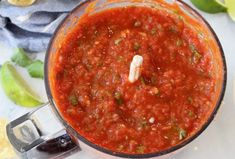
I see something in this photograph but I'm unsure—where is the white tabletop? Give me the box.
[0,0,235,159]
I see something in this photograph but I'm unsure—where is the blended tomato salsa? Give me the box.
[51,3,217,154]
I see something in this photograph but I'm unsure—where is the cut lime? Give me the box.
[11,48,33,67]
[27,60,44,79]
[0,62,42,107]
[7,0,36,7]
[191,0,227,13]
[225,0,235,21]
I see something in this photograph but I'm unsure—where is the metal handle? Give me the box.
[6,103,80,159]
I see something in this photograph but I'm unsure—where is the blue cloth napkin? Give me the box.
[0,0,84,52]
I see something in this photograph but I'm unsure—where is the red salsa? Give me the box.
[51,4,217,154]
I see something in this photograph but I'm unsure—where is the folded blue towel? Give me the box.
[0,0,84,52]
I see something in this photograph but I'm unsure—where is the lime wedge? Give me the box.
[11,48,33,67]
[225,0,235,21]
[191,0,227,13]
[7,0,36,7]
[0,62,42,107]
[27,60,44,79]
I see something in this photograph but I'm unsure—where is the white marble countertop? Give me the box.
[0,0,235,159]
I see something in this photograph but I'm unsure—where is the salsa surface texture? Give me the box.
[52,5,217,154]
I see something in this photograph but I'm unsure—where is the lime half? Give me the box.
[191,0,227,13]
[0,62,42,107]
[225,0,235,21]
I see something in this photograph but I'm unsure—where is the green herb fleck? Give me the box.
[114,91,123,105]
[115,38,122,45]
[189,44,196,51]
[179,128,187,140]
[151,28,157,35]
[168,26,178,33]
[136,145,145,153]
[179,15,184,20]
[176,39,183,46]
[172,10,184,21]
[188,111,194,117]
[136,85,141,90]
[134,20,141,27]
[134,42,141,51]
[198,31,204,38]
[141,120,147,128]
[187,96,193,104]
[140,76,146,85]
[69,95,78,106]
[190,44,202,63]
[193,51,202,63]
[173,10,179,14]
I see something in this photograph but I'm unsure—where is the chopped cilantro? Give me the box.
[178,15,184,20]
[140,76,146,85]
[189,44,196,51]
[187,96,193,104]
[134,42,141,51]
[115,38,122,45]
[176,39,183,46]
[141,120,147,128]
[179,128,187,140]
[189,44,202,63]
[136,145,145,153]
[193,51,202,63]
[151,28,157,35]
[69,95,78,106]
[168,26,178,33]
[188,111,194,117]
[114,91,123,105]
